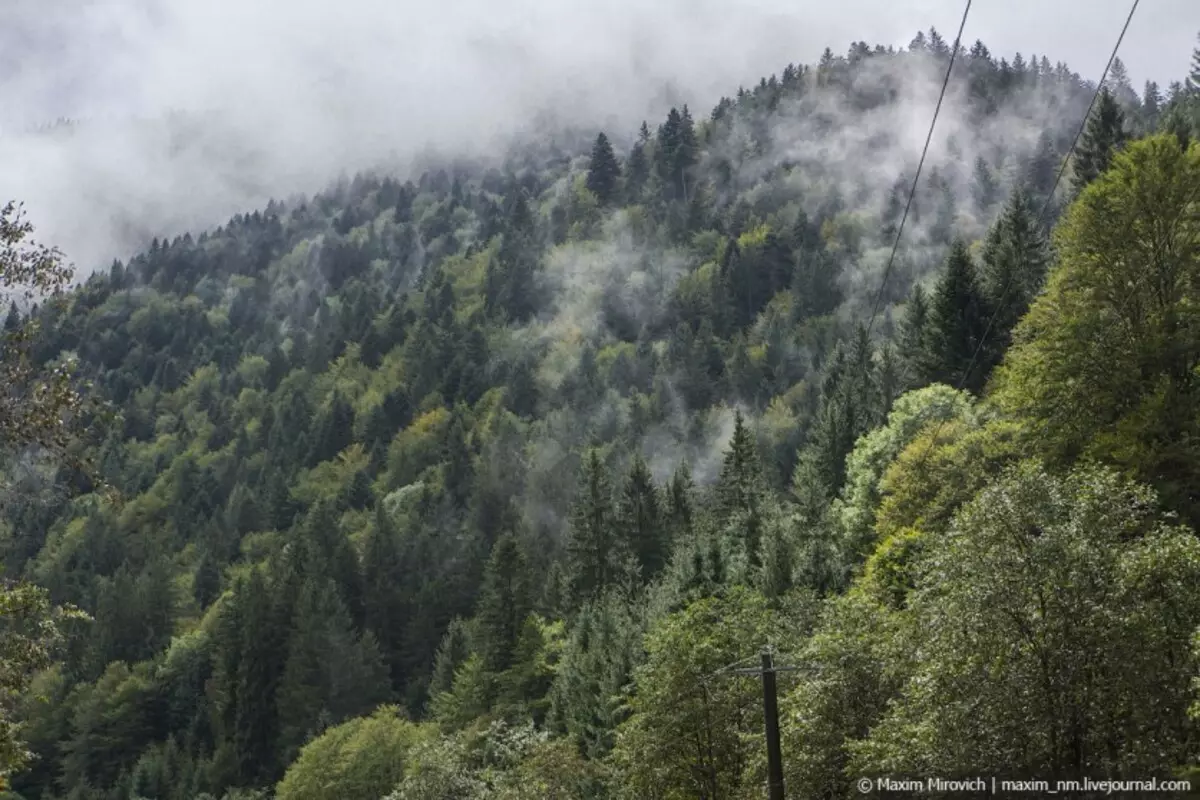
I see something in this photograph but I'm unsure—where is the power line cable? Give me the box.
[864,0,975,340]
[905,0,1142,475]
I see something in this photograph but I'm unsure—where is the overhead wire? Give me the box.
[905,0,1143,472]
[863,0,975,341]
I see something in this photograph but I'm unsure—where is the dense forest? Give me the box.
[2,29,1200,800]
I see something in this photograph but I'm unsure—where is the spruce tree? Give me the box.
[363,502,408,687]
[233,569,284,784]
[1072,89,1127,195]
[484,190,540,323]
[978,189,1049,364]
[717,410,762,521]
[616,455,667,580]
[566,450,618,607]
[970,156,998,214]
[585,132,622,207]
[475,534,532,673]
[625,124,651,203]
[428,617,471,699]
[275,577,390,765]
[923,240,992,393]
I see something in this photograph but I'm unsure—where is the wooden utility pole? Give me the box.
[718,646,803,799]
[761,649,786,800]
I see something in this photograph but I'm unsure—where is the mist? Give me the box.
[1,0,1195,272]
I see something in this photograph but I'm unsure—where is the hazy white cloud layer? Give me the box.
[1,0,1196,270]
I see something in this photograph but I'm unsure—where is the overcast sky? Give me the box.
[0,0,1195,269]
[1,0,1195,129]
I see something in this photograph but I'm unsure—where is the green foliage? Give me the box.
[993,134,1200,523]
[1072,89,1129,195]
[9,35,1200,800]
[274,707,429,800]
[853,463,1200,779]
[832,384,974,567]
[611,587,790,799]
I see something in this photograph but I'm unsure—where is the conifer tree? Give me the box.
[475,534,532,674]
[428,618,472,700]
[970,156,998,214]
[616,455,667,580]
[665,461,696,543]
[586,132,622,207]
[275,577,391,765]
[625,124,651,203]
[717,410,762,521]
[923,240,992,393]
[567,450,619,607]
[233,569,285,784]
[978,189,1049,363]
[363,503,408,686]
[1072,89,1127,195]
[1025,130,1059,204]
[484,190,541,323]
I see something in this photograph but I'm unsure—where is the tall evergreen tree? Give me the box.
[484,190,541,323]
[923,240,992,393]
[977,189,1050,365]
[717,410,762,521]
[232,569,285,785]
[625,124,651,203]
[275,577,390,765]
[970,156,998,215]
[1072,89,1127,195]
[586,132,622,207]
[475,534,532,674]
[664,459,697,545]
[616,455,667,580]
[567,450,619,607]
[363,503,408,687]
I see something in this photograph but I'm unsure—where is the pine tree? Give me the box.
[428,618,471,699]
[566,450,618,607]
[970,156,998,214]
[1142,81,1163,129]
[616,455,667,580]
[484,190,541,323]
[667,462,696,544]
[717,410,762,521]
[363,502,408,687]
[978,189,1049,364]
[625,125,651,203]
[233,569,284,785]
[275,577,391,765]
[1072,89,1127,195]
[1105,57,1138,108]
[475,534,532,673]
[1025,130,1059,204]
[585,132,622,207]
[923,240,992,393]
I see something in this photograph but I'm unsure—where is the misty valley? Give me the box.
[2,17,1200,800]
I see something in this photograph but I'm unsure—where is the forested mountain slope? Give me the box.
[3,31,1200,800]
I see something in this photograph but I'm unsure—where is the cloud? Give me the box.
[0,0,1194,270]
